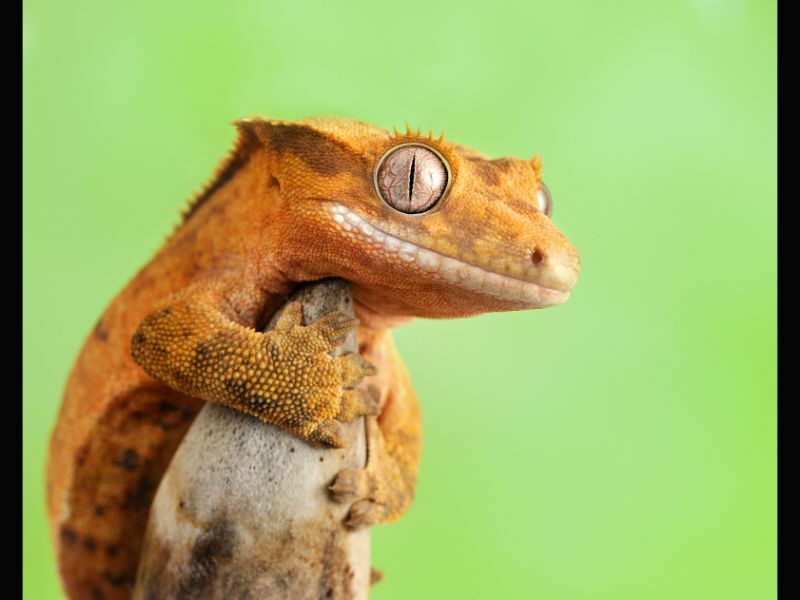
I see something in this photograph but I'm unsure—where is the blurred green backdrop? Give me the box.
[23,0,775,598]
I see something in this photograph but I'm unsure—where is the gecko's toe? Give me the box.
[336,386,380,421]
[308,419,347,448]
[344,499,386,529]
[329,468,371,503]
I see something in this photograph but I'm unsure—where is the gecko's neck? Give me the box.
[354,299,413,332]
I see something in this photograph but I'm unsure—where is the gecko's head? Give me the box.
[240,116,580,319]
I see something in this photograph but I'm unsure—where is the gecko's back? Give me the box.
[48,258,209,598]
[46,136,271,599]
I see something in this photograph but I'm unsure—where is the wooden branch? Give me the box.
[133,279,371,599]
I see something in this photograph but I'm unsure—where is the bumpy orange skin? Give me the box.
[46,116,580,599]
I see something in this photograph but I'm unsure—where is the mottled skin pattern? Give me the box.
[47,116,580,599]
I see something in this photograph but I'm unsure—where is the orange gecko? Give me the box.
[47,116,580,599]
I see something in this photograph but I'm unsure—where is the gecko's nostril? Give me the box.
[531,249,545,265]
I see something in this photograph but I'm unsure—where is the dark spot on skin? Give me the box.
[171,369,187,386]
[123,475,155,510]
[152,399,195,430]
[492,158,515,173]
[469,156,517,187]
[156,307,172,318]
[83,537,98,552]
[106,544,119,558]
[193,341,214,365]
[269,124,363,177]
[319,456,324,462]
[114,448,141,470]
[75,444,89,467]
[177,519,237,598]
[159,400,179,413]
[93,318,109,342]
[469,157,500,186]
[60,526,78,546]
[132,331,146,346]
[103,570,135,588]
[289,447,295,453]
[223,379,251,405]
[94,505,106,516]
[90,585,105,600]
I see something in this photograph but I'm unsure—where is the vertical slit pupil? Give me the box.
[408,153,416,202]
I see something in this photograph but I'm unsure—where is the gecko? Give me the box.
[46,116,580,599]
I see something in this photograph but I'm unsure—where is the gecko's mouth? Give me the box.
[327,203,570,307]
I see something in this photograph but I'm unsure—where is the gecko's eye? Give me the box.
[537,181,553,217]
[375,144,449,214]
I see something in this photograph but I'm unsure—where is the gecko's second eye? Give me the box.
[375,144,449,214]
[537,181,553,217]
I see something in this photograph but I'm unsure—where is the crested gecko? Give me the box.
[46,116,580,599]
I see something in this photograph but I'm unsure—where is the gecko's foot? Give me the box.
[370,567,384,586]
[329,465,409,528]
[328,469,387,529]
[329,468,385,528]
[328,416,413,526]
[269,303,379,448]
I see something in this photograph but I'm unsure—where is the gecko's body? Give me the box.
[46,116,580,599]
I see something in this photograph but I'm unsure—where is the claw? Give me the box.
[308,419,347,448]
[345,499,385,529]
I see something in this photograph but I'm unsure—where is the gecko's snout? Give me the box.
[531,245,580,293]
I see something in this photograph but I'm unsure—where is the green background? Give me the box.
[23,0,776,598]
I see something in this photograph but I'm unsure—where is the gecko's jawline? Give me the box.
[327,203,569,308]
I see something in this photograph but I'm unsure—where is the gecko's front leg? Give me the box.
[130,281,378,447]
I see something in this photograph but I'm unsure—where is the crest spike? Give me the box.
[529,155,543,181]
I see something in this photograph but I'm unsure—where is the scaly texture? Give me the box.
[46,115,580,599]
[131,289,378,446]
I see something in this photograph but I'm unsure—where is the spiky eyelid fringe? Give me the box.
[385,124,460,172]
[529,155,544,183]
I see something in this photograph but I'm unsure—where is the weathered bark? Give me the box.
[133,279,371,599]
